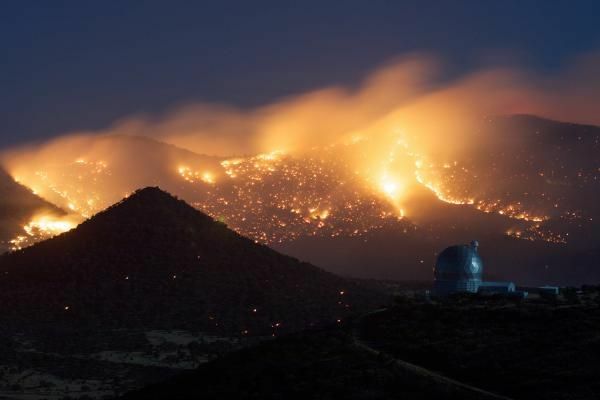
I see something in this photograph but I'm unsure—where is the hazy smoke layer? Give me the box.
[4,52,600,158]
[1,52,599,224]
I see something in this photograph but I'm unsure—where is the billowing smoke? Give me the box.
[1,52,599,246]
[4,52,600,160]
[54,52,600,156]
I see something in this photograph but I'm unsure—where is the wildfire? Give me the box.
[506,225,567,244]
[14,159,112,218]
[178,166,216,184]
[414,159,475,205]
[380,178,399,197]
[10,214,79,251]
[187,146,411,244]
[24,216,76,236]
[474,201,548,223]
[2,135,576,250]
[413,157,552,222]
[220,150,284,182]
[2,54,597,254]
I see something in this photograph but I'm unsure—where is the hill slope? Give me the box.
[358,292,600,400]
[3,115,598,285]
[0,168,65,252]
[121,327,495,400]
[0,187,383,335]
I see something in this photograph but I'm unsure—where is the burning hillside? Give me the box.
[2,55,600,256]
[0,169,70,252]
[3,115,597,253]
[3,137,415,247]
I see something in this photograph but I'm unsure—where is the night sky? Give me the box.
[1,0,599,147]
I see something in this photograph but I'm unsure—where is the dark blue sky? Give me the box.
[1,0,599,147]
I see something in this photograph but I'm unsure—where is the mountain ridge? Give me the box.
[0,187,384,334]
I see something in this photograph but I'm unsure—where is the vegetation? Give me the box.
[121,326,494,400]
[359,290,600,400]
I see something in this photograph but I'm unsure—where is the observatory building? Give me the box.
[434,240,483,294]
[434,240,527,297]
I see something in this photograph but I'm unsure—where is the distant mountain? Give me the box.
[2,115,599,285]
[5,133,412,244]
[0,187,384,335]
[278,115,600,286]
[420,114,600,245]
[0,168,65,252]
[2,134,223,218]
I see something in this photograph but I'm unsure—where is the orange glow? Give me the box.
[178,166,216,184]
[381,179,399,197]
[10,214,80,251]
[3,54,595,249]
[24,215,76,236]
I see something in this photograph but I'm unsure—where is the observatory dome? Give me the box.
[434,240,483,294]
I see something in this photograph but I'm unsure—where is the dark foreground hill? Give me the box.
[359,291,600,400]
[120,326,495,400]
[0,187,384,335]
[122,290,600,400]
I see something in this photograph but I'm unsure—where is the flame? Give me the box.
[380,178,400,198]
[178,166,216,184]
[3,54,596,249]
[10,214,80,251]
[2,136,563,249]
[24,215,76,236]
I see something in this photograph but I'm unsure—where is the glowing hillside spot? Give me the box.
[178,166,216,184]
[201,172,215,184]
[24,215,76,237]
[381,180,399,197]
[9,214,79,251]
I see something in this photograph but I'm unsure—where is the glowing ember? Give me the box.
[506,226,567,244]
[381,179,399,197]
[24,216,76,236]
[10,214,79,251]
[178,166,216,184]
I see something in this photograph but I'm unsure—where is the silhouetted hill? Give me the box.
[0,187,384,334]
[359,291,600,400]
[122,289,600,400]
[120,327,492,400]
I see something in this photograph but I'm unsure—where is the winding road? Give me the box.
[351,308,514,400]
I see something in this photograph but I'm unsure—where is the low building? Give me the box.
[519,285,560,296]
[433,240,534,298]
[478,281,516,293]
[539,286,560,296]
